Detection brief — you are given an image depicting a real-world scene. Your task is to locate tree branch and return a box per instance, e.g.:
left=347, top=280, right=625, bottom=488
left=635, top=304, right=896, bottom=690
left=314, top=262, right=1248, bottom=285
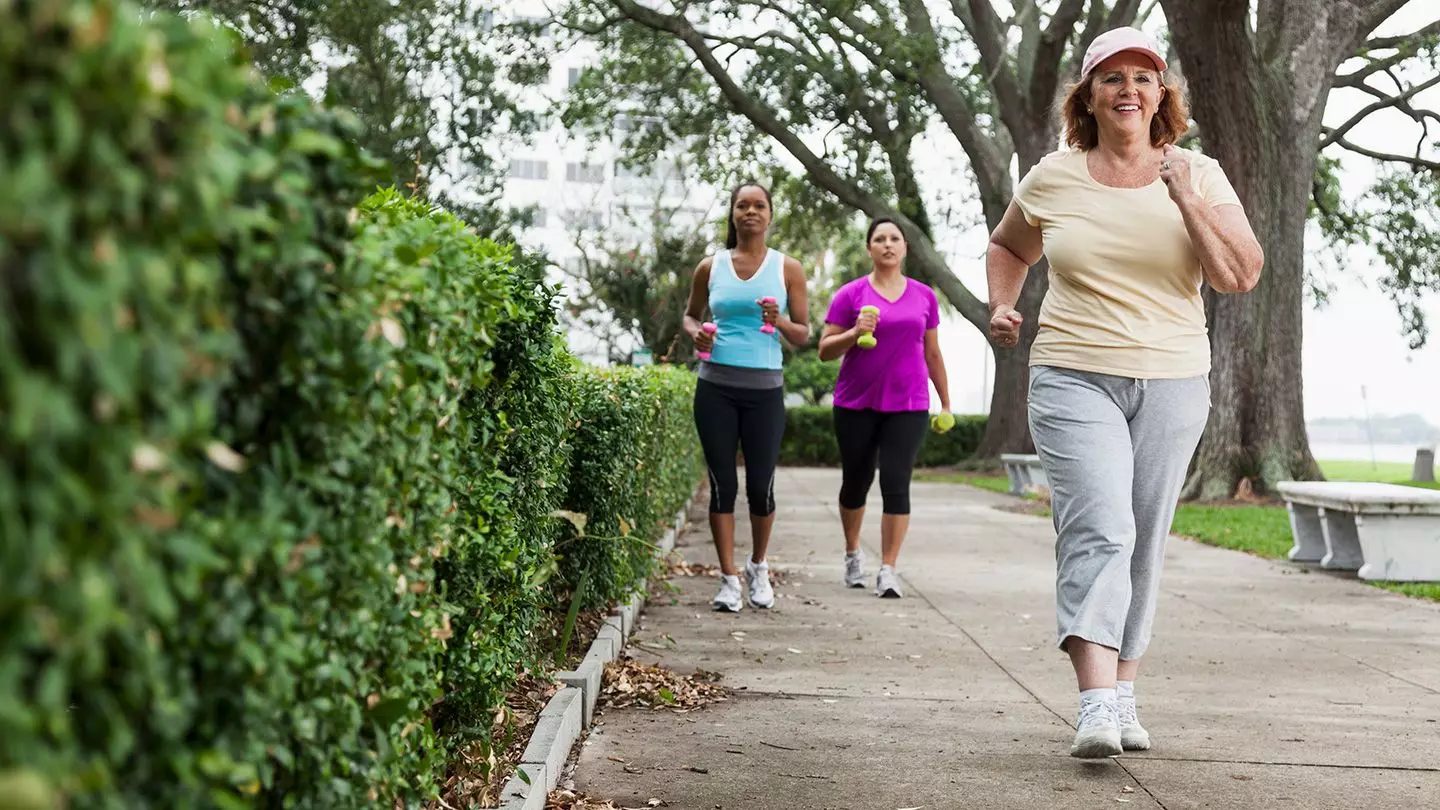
left=959, top=0, right=1028, bottom=136
left=1359, top=0, right=1428, bottom=38
left=1319, top=72, right=1440, bottom=148
left=602, top=0, right=990, bottom=330
left=899, top=0, right=1014, bottom=221
left=1320, top=128, right=1440, bottom=170
left=1027, top=0, right=1088, bottom=120
left=1362, top=17, right=1440, bottom=51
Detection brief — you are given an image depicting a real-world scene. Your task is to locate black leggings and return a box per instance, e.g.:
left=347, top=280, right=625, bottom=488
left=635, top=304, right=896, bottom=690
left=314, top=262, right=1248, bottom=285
left=694, top=379, right=786, bottom=515
left=834, top=407, right=929, bottom=515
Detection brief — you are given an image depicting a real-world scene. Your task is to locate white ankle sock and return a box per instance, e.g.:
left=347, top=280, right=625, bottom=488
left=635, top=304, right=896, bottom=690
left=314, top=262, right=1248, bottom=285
left=1116, top=680, right=1135, bottom=701
left=846, top=550, right=861, bottom=558
left=1080, top=687, right=1117, bottom=706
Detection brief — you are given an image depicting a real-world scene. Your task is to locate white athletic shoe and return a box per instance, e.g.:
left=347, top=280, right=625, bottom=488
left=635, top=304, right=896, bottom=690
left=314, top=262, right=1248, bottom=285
left=875, top=565, right=903, bottom=598
left=844, top=551, right=867, bottom=588
left=744, top=559, right=774, bottom=609
left=1070, top=698, right=1123, bottom=759
left=1117, top=697, right=1152, bottom=751
left=713, top=574, right=743, bottom=613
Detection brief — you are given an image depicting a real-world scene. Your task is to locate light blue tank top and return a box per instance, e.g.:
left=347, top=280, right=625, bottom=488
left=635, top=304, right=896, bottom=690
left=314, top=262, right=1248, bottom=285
left=706, top=249, right=787, bottom=371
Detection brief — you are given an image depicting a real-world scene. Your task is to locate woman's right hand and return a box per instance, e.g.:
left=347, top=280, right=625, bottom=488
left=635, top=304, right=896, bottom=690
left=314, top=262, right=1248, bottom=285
left=693, top=325, right=715, bottom=354
left=855, top=308, right=879, bottom=335
left=989, top=306, right=1023, bottom=347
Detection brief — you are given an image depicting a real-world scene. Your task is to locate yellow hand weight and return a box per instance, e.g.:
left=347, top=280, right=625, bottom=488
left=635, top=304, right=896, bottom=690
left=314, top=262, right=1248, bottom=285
left=856, top=304, right=879, bottom=349
left=930, top=412, right=955, bottom=434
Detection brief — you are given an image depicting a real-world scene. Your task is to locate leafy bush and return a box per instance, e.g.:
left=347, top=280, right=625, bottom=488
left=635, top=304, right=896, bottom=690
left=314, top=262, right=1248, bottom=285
left=782, top=349, right=839, bottom=405
left=780, top=406, right=987, bottom=467
left=0, top=3, right=702, bottom=808
left=561, top=367, right=704, bottom=610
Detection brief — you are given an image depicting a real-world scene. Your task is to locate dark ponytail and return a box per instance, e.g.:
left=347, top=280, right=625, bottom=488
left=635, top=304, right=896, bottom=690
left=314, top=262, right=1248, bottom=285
left=724, top=181, right=773, bottom=249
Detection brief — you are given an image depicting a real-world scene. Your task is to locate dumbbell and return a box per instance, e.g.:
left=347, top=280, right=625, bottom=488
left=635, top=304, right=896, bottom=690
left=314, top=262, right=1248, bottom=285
left=696, top=322, right=717, bottom=360
left=856, top=304, right=879, bottom=348
left=930, top=412, right=955, bottom=434
left=759, top=296, right=777, bottom=334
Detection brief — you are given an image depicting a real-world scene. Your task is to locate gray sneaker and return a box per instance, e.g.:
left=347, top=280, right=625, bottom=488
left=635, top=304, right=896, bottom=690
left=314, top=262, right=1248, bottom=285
left=1070, top=699, right=1122, bottom=758
left=875, top=565, right=903, bottom=598
left=844, top=551, right=866, bottom=588
left=1117, top=698, right=1151, bottom=750
left=713, top=574, right=743, bottom=613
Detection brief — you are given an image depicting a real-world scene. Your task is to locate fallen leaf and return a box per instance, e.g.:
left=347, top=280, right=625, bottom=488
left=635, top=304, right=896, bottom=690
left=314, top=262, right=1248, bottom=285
left=131, top=443, right=167, bottom=473
left=379, top=317, right=405, bottom=347
left=206, top=441, right=246, bottom=472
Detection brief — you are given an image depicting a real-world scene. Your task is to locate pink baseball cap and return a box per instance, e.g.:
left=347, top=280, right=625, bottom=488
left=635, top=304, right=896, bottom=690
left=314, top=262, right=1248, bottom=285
left=1081, top=26, right=1167, bottom=78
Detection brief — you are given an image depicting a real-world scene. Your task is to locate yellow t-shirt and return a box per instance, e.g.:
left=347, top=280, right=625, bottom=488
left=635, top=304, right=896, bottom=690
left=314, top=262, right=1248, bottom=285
left=1014, top=147, right=1242, bottom=379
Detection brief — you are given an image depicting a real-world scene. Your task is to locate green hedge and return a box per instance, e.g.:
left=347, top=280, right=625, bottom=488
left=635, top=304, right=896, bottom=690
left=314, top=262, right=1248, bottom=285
left=0, top=3, right=700, bottom=808
left=779, top=406, right=988, bottom=467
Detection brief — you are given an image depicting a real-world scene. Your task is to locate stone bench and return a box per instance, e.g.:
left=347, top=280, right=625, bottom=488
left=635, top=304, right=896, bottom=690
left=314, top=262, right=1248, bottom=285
left=1276, top=481, right=1440, bottom=581
left=1000, top=453, right=1048, bottom=497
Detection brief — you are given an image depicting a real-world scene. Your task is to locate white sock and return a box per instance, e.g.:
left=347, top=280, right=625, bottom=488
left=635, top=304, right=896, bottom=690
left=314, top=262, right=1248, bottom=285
left=1080, top=687, right=1117, bottom=706
left=846, top=550, right=861, bottom=558
left=1116, top=680, right=1135, bottom=702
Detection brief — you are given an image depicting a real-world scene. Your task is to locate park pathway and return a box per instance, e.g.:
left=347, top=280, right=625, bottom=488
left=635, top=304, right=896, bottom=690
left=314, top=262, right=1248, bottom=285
left=570, top=468, right=1440, bottom=809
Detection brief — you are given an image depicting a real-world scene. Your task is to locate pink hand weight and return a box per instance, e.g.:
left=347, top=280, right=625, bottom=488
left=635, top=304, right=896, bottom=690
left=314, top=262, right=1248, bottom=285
left=696, top=322, right=717, bottom=360
left=759, top=296, right=777, bottom=334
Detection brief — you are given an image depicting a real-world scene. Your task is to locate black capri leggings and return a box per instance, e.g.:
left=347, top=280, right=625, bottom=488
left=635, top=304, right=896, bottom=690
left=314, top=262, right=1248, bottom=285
left=693, top=378, right=787, bottom=515
left=834, top=407, right=929, bottom=515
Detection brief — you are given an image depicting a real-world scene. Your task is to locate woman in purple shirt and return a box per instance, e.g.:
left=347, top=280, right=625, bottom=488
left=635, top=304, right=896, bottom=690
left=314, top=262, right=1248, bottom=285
left=818, top=218, right=952, bottom=597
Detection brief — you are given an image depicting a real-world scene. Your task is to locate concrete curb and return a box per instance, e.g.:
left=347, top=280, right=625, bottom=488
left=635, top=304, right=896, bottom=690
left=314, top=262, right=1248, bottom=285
left=499, top=489, right=697, bottom=809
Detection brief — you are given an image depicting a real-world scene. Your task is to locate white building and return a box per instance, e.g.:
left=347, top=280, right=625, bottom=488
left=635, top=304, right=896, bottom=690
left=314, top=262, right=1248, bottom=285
left=497, top=2, right=717, bottom=364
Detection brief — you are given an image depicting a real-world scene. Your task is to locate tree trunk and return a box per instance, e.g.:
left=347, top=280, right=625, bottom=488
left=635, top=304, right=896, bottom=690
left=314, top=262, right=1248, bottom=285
left=1164, top=0, right=1349, bottom=498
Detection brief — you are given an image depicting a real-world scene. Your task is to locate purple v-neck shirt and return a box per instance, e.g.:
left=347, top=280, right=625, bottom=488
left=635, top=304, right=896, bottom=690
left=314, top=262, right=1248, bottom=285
left=826, top=276, right=940, bottom=412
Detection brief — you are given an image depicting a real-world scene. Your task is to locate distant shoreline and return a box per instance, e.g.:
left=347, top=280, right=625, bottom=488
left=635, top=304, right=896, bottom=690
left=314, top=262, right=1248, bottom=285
left=1309, top=441, right=1433, bottom=464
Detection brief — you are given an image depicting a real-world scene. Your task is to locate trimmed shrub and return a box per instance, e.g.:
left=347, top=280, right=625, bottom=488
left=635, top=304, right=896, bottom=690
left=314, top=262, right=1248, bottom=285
left=0, top=3, right=703, bottom=808
left=779, top=406, right=987, bottom=467
left=561, top=367, right=703, bottom=610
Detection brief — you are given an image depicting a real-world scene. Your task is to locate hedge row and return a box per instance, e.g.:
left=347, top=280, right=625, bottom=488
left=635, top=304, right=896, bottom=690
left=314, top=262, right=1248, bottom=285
left=779, top=406, right=988, bottom=467
left=0, top=4, right=701, bottom=809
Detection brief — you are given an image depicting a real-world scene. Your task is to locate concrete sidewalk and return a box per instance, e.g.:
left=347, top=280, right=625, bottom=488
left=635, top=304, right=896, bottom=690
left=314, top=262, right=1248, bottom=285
left=571, top=468, right=1440, bottom=809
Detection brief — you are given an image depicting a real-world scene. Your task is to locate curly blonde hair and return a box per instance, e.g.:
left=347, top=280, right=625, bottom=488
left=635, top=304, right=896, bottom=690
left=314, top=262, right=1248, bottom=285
left=1060, top=73, right=1190, bottom=150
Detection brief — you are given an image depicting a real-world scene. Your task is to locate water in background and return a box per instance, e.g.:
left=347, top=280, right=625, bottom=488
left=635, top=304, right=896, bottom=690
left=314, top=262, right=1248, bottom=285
left=1309, top=441, right=1434, bottom=465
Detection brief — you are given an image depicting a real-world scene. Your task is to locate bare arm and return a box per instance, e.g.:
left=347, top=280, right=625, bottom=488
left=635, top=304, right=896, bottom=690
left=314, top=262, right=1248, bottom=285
left=775, top=256, right=812, bottom=347
left=817, top=323, right=858, bottom=361
left=985, top=200, right=1043, bottom=345
left=923, top=328, right=950, bottom=411
left=682, top=257, right=713, bottom=342
left=1174, top=199, right=1264, bottom=294
left=985, top=200, right=1044, bottom=314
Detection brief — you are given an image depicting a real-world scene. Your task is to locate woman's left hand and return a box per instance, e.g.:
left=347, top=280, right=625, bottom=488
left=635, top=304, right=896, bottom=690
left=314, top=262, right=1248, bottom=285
left=1159, top=144, right=1194, bottom=204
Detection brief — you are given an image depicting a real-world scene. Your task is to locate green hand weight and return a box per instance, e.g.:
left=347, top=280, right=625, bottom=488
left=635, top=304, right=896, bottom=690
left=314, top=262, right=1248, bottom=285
left=856, top=305, right=879, bottom=348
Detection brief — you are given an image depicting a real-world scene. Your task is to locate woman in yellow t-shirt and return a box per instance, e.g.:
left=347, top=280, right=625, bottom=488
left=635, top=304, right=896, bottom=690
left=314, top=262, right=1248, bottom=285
left=984, top=26, right=1263, bottom=760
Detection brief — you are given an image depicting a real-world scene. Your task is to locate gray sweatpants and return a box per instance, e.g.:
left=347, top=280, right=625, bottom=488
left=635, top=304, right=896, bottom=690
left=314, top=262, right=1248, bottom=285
left=1026, top=365, right=1210, bottom=660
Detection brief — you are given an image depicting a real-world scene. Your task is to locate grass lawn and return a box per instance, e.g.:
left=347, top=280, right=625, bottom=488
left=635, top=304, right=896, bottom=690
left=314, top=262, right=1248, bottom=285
left=1318, top=459, right=1439, bottom=490
left=914, top=470, right=1013, bottom=495
left=917, top=465, right=1440, bottom=602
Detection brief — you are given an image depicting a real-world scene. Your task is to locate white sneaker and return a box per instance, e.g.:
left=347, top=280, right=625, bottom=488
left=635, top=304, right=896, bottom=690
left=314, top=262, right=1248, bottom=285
left=1070, top=698, right=1122, bottom=759
left=844, top=551, right=866, bottom=588
left=713, top=574, right=743, bottom=613
left=1117, top=697, right=1151, bottom=751
left=875, top=565, right=902, bottom=598
left=744, top=559, right=774, bottom=608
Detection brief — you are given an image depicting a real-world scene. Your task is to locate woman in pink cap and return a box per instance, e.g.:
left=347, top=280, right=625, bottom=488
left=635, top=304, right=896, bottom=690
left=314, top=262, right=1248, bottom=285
left=985, top=27, right=1263, bottom=758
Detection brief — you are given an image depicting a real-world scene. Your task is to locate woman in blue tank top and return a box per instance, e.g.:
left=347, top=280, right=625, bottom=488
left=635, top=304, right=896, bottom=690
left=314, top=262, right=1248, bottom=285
left=682, top=182, right=810, bottom=613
